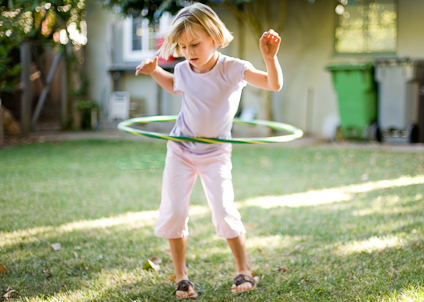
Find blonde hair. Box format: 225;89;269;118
159;2;234;59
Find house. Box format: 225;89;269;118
85;0;424;138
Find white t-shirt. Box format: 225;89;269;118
171;53;253;153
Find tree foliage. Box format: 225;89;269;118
97;0;288;41
0;0;86;95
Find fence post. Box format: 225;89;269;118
61;53;68;129
0;98;4;146
20;41;32;135
31;51;62;129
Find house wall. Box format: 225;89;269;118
86;1;115;109
276;0;337;136
85;0;424;137
257;0;424;137
398;0;424;57
86;0;184;118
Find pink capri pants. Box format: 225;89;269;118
154;141;246;239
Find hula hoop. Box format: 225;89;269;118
117;115;303;144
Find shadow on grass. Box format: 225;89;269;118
1;180;423;301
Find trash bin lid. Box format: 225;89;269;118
325;62;374;71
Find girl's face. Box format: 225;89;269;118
178;29;218;73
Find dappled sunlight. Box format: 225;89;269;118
242;175;424;209
1;210;159;247
354;193;423;217
243;189;352;208
380;285;424;302
246;234;307;251
188;205;210;216
23;289;96;302
2;205;213;248
336;235;404;255
21;268;158;302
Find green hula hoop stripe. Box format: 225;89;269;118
118;115;303;144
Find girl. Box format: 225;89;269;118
136;2;282;299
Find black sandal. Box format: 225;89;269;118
175;280;198;299
232;274;259;293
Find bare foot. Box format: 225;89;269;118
231;274;259;293
175;280;198;299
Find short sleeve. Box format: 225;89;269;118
222;56;253;88
173;63;182;93
238;60;253;87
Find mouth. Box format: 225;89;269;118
190;58;198;63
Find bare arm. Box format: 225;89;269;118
135;57;182;96
244;30;283;91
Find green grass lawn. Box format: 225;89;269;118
1;139;424;301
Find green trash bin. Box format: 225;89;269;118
325;62;379;141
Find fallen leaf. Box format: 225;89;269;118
278;267;287;272
149;256;162;264
3;289;18;300
257;248;263;253
142;259;160;271
50;243;61;251
0;264;9;274
252;272;256;277
168;274;176;281
72;251;78;259
89;232;97;237
43;268;52;278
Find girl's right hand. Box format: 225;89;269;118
135;56;158;76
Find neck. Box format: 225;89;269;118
192;51;219;73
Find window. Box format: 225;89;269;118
123;13;172;62
334;0;397;54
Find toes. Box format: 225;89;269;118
233;282;253;293
176;290;187;298
176;286;196;298
188;287;196;296
177;290;190;298
239;282;253;292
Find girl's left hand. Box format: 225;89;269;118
259;29;281;60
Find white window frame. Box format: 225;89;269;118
123;13;172;62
